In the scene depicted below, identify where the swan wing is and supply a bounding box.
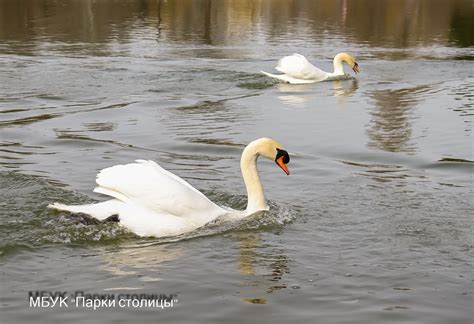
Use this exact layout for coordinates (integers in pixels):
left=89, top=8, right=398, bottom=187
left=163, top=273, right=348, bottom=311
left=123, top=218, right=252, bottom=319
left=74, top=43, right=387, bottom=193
left=93, top=160, right=222, bottom=217
left=276, top=54, right=328, bottom=81
left=261, top=71, right=319, bottom=84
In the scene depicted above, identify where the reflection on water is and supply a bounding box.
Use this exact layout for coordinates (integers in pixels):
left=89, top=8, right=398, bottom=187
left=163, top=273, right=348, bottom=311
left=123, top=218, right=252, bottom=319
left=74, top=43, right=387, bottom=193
left=449, top=1, right=474, bottom=48
left=276, top=79, right=358, bottom=107
left=332, top=79, right=359, bottom=98
left=233, top=232, right=290, bottom=294
left=0, top=1, right=473, bottom=323
left=102, top=243, right=183, bottom=281
left=276, top=83, right=315, bottom=107
left=235, top=233, right=259, bottom=276
left=101, top=232, right=290, bottom=291
left=366, top=85, right=433, bottom=154
left=0, top=0, right=472, bottom=52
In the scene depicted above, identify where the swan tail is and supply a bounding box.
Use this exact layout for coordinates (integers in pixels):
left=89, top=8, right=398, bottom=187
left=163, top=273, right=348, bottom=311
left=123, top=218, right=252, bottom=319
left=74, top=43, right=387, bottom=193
left=47, top=200, right=123, bottom=221
left=261, top=71, right=291, bottom=83
left=260, top=70, right=318, bottom=85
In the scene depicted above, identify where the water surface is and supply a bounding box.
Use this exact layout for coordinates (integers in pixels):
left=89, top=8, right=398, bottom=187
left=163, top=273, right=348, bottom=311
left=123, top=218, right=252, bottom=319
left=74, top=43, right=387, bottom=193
left=0, top=1, right=473, bottom=323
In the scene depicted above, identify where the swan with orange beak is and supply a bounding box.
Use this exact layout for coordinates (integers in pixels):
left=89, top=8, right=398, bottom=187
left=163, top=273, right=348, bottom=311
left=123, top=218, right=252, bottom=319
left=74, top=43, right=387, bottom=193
left=261, top=52, right=360, bottom=84
left=275, top=148, right=290, bottom=175
left=49, top=138, right=291, bottom=237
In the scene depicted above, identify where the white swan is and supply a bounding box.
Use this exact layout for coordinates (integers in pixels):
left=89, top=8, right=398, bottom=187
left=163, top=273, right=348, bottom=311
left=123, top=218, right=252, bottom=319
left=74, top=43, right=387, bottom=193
left=48, top=138, right=290, bottom=238
left=261, top=52, right=360, bottom=84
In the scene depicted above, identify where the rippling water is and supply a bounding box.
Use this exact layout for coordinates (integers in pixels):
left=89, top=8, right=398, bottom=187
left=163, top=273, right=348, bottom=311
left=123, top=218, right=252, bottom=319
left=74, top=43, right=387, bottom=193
left=0, top=1, right=473, bottom=323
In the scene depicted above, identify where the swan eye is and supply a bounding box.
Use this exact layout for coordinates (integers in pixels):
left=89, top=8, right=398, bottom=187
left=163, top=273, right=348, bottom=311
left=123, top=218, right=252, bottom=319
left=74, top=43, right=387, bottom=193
left=276, top=148, right=290, bottom=164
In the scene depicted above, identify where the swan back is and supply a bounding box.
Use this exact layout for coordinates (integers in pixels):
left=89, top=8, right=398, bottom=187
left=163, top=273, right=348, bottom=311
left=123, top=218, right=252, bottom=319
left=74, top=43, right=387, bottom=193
left=276, top=54, right=328, bottom=81
left=94, top=160, right=223, bottom=219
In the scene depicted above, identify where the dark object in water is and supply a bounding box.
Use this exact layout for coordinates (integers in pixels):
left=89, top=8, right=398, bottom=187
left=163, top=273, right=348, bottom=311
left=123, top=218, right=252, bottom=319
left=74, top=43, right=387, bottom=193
left=67, top=212, right=119, bottom=225
left=104, top=214, right=120, bottom=222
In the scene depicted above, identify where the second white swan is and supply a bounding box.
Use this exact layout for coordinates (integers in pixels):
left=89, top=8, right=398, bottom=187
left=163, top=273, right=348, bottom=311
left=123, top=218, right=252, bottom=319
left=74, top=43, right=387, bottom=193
left=48, top=138, right=290, bottom=238
left=261, top=52, right=360, bottom=84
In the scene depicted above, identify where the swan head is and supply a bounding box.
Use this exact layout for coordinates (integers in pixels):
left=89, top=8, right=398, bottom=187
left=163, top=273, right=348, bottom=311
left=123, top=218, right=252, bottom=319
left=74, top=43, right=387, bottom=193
left=244, top=138, right=290, bottom=175
left=334, top=52, right=360, bottom=74
left=275, top=148, right=290, bottom=175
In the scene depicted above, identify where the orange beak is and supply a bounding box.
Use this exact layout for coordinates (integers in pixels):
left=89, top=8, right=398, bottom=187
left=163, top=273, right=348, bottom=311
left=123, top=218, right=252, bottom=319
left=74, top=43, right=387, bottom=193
left=352, top=62, right=360, bottom=74
left=276, top=156, right=290, bottom=175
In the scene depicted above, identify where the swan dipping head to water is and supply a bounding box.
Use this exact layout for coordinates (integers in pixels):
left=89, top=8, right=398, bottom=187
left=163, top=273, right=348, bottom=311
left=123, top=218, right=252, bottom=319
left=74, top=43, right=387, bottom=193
left=261, top=52, right=360, bottom=84
left=48, top=138, right=290, bottom=238
left=333, top=52, right=360, bottom=75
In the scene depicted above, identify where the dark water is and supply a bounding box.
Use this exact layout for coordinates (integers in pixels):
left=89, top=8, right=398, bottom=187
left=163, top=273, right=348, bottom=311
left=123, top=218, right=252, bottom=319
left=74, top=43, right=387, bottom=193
left=0, top=0, right=473, bottom=323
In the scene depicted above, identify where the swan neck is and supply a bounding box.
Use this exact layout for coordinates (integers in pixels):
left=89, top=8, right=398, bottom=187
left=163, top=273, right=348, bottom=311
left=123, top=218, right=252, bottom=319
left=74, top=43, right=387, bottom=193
left=240, top=146, right=268, bottom=214
left=332, top=55, right=345, bottom=75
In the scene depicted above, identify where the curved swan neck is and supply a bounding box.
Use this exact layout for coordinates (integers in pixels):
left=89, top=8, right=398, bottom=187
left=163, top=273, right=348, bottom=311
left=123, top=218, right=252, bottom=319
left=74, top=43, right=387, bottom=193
left=332, top=53, right=347, bottom=75
left=240, top=143, right=268, bottom=214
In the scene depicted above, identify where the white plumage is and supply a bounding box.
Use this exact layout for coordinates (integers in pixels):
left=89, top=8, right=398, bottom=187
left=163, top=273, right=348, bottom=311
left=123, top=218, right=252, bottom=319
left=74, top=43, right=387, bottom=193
left=93, top=159, right=221, bottom=218
left=276, top=54, right=327, bottom=81
left=262, top=52, right=360, bottom=84
left=48, top=138, right=291, bottom=238
left=50, top=160, right=225, bottom=237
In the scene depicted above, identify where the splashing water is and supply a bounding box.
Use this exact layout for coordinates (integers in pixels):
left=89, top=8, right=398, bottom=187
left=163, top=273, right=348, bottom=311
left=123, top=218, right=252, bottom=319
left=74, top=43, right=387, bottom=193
left=0, top=172, right=298, bottom=254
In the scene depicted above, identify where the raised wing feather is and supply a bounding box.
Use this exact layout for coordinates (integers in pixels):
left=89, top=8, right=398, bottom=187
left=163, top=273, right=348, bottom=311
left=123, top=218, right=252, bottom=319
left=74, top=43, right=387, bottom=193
left=276, top=54, right=328, bottom=81
left=94, top=160, right=222, bottom=217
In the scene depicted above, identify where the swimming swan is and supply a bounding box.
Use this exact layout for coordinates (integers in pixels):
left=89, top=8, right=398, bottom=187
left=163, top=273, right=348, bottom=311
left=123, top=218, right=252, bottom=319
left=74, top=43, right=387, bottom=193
left=48, top=138, right=290, bottom=237
left=261, top=52, right=360, bottom=84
